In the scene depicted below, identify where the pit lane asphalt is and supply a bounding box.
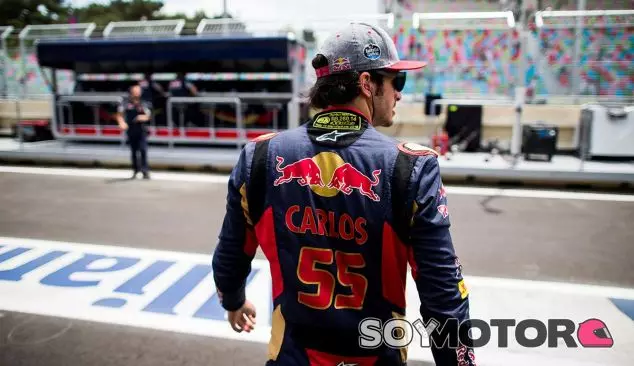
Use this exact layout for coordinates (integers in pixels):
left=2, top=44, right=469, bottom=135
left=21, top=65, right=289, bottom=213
left=1, top=170, right=633, bottom=366
left=2, top=171, right=633, bottom=287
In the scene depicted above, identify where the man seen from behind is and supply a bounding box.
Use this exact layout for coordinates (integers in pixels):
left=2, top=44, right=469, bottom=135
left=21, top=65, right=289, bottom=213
left=212, top=22, right=475, bottom=366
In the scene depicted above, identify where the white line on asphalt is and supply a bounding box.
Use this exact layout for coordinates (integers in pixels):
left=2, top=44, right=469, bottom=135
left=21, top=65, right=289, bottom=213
left=3, top=236, right=634, bottom=300
left=1, top=165, right=633, bottom=202
left=447, top=186, right=634, bottom=202
left=466, top=276, right=634, bottom=300
left=0, top=165, right=230, bottom=184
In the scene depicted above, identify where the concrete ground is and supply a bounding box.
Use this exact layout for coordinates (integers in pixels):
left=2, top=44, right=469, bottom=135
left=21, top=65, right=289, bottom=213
left=1, top=168, right=633, bottom=366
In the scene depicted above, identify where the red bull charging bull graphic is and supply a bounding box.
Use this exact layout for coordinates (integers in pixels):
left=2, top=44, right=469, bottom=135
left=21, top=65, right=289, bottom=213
left=273, top=153, right=381, bottom=202
left=327, top=163, right=381, bottom=202
left=274, top=157, right=325, bottom=187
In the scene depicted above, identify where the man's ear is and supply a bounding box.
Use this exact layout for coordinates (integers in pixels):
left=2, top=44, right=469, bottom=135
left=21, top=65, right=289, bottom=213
left=359, top=72, right=373, bottom=98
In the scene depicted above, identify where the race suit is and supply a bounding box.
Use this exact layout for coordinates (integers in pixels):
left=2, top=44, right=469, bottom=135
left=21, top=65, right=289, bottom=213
left=212, top=107, right=476, bottom=366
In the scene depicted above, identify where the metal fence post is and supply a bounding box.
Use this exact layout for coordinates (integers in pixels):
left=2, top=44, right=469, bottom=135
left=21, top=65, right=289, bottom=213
left=18, top=33, right=27, bottom=98
left=511, top=7, right=528, bottom=158
left=571, top=0, right=586, bottom=104
left=0, top=27, right=14, bottom=99
left=15, top=99, right=23, bottom=149
left=167, top=97, right=174, bottom=150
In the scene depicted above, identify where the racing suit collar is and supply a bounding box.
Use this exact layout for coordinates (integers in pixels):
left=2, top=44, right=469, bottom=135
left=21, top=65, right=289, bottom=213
left=307, top=107, right=371, bottom=147
left=321, top=106, right=372, bottom=124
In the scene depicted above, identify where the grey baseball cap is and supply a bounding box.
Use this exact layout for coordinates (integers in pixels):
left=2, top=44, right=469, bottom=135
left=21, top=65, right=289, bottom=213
left=315, top=22, right=426, bottom=78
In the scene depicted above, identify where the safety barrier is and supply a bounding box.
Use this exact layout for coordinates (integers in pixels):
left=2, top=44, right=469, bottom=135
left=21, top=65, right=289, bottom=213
left=165, top=93, right=294, bottom=149
left=47, top=93, right=292, bottom=149
left=167, top=96, right=243, bottom=148
left=54, top=94, right=124, bottom=141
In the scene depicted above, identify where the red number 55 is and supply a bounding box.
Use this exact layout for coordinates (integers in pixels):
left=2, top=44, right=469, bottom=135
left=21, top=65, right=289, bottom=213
left=297, top=247, right=368, bottom=310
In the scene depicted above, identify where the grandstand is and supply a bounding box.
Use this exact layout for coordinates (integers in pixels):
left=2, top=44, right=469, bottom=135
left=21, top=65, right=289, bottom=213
left=398, top=11, right=520, bottom=96
left=0, top=1, right=632, bottom=101
left=532, top=10, right=634, bottom=98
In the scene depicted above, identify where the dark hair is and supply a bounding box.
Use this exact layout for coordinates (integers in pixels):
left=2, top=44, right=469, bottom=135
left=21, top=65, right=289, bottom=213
left=307, top=54, right=384, bottom=110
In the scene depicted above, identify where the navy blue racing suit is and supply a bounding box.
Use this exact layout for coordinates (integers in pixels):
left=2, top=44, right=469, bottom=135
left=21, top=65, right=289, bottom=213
left=212, top=107, right=476, bottom=366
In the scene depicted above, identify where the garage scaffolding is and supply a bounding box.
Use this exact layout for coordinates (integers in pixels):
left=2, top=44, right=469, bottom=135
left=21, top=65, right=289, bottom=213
left=33, top=19, right=308, bottom=150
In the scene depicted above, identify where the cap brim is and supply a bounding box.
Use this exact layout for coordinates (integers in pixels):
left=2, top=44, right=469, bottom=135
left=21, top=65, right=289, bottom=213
left=385, top=60, right=427, bottom=71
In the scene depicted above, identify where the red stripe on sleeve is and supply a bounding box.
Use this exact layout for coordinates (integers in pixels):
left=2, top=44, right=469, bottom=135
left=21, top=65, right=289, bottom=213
left=381, top=222, right=408, bottom=310
left=243, top=227, right=259, bottom=257
left=255, top=207, right=284, bottom=300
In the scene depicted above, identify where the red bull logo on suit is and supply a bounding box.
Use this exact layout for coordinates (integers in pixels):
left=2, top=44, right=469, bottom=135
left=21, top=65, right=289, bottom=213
left=328, top=163, right=381, bottom=202
left=274, top=152, right=381, bottom=202
left=274, top=157, right=325, bottom=187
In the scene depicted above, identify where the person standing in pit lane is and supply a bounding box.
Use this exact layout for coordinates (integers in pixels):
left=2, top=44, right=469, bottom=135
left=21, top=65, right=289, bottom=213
left=116, top=84, right=152, bottom=179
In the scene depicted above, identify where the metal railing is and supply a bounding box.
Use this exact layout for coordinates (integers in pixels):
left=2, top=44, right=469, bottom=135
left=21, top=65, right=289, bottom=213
left=17, top=23, right=95, bottom=98
left=103, top=19, right=186, bottom=39
left=196, top=13, right=395, bottom=38
left=0, top=26, right=14, bottom=98
left=534, top=9, right=634, bottom=28
left=55, top=94, right=124, bottom=140
left=413, top=11, right=515, bottom=30
left=5, top=88, right=297, bottom=147
left=167, top=96, right=243, bottom=149
left=166, top=93, right=296, bottom=149
left=19, top=23, right=96, bottom=40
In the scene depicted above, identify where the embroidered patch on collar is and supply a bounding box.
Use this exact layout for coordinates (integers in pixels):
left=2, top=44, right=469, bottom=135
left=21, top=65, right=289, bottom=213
left=312, top=111, right=362, bottom=131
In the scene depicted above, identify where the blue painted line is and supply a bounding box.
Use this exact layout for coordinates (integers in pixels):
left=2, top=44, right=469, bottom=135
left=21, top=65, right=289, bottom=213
left=610, top=298, right=634, bottom=321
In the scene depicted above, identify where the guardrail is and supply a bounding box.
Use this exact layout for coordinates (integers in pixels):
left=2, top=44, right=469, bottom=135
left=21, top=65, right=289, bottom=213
left=55, top=94, right=124, bottom=141
left=44, top=93, right=294, bottom=148
left=167, top=96, right=243, bottom=149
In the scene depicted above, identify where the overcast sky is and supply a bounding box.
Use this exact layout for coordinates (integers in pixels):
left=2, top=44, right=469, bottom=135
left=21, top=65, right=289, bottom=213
left=68, top=0, right=381, bottom=21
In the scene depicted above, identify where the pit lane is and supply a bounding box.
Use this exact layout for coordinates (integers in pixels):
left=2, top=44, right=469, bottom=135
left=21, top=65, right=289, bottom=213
left=1, top=166, right=633, bottom=366
left=1, top=167, right=632, bottom=287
